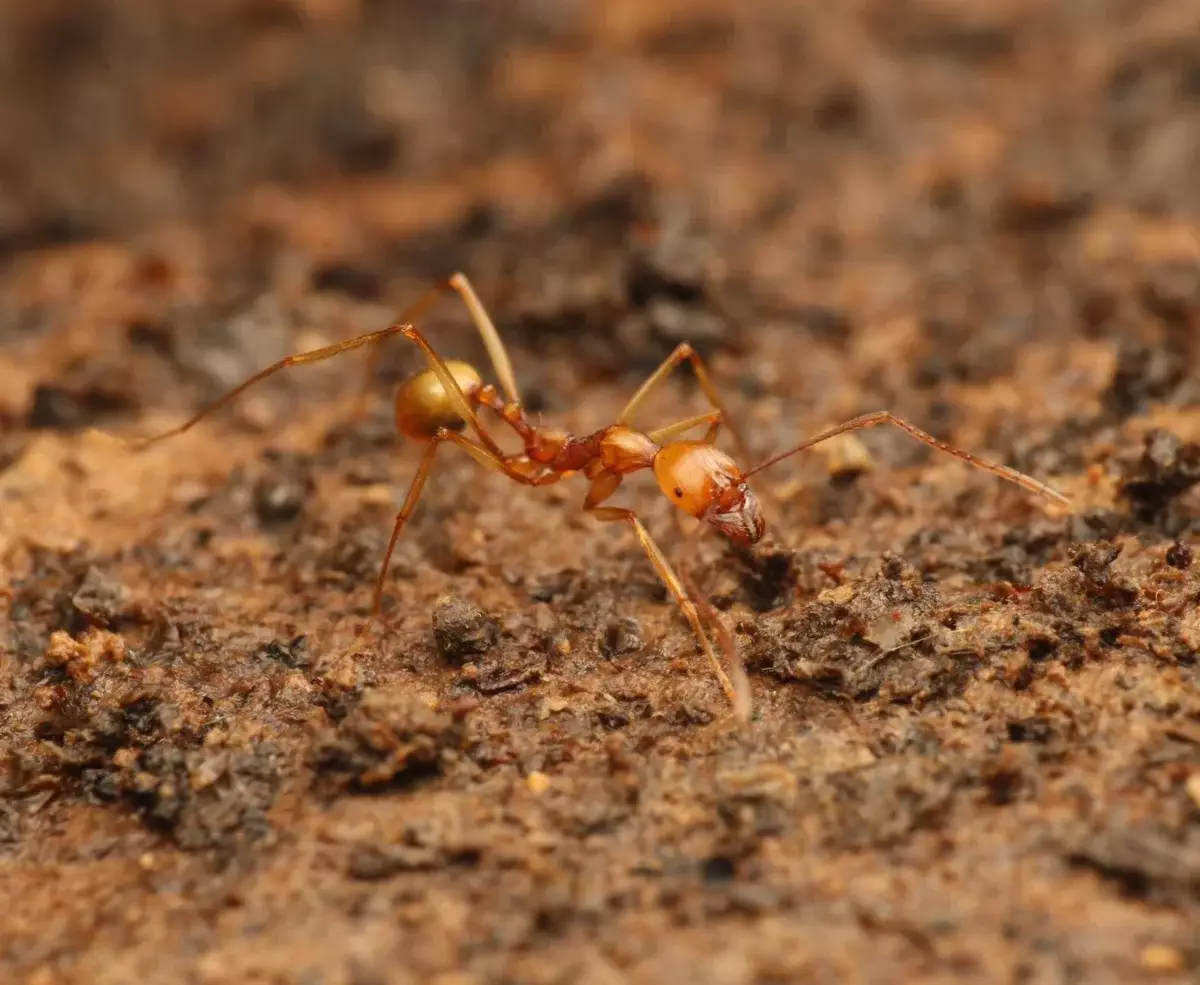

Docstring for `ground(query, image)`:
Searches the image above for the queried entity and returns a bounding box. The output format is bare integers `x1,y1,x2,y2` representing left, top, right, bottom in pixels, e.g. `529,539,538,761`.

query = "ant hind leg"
352,272,522,421
128,322,418,449
366,428,529,629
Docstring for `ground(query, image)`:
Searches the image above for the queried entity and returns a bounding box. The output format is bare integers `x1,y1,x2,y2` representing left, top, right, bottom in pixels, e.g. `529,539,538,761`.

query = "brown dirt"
2,2,1200,983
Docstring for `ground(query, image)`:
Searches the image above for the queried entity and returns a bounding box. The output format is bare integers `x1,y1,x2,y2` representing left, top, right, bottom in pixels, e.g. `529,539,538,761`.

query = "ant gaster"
130,273,1071,722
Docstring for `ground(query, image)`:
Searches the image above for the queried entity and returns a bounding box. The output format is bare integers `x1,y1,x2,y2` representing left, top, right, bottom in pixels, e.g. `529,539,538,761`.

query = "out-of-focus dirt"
2,1,1199,983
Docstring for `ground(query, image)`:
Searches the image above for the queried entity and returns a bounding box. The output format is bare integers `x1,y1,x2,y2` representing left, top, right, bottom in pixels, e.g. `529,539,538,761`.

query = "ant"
129,272,1071,721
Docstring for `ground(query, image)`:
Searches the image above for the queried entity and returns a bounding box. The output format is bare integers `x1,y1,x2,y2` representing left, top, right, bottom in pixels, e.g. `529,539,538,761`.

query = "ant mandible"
130,272,1071,722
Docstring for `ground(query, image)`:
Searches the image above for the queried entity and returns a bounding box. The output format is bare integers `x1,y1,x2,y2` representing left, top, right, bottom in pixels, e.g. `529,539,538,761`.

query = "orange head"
652,441,765,544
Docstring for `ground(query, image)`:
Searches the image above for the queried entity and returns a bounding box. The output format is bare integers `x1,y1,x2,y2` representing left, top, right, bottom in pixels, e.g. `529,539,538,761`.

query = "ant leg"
126,320,509,460
128,322,419,449
648,411,722,445
350,283,446,421
744,411,1072,508
584,474,750,721
678,520,749,721
647,415,755,701
447,272,521,404
368,428,528,625
352,272,521,419
617,343,752,466
587,505,749,721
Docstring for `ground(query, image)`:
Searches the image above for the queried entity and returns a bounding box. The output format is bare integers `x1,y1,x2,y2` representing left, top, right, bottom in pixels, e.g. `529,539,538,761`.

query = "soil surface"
2,2,1200,983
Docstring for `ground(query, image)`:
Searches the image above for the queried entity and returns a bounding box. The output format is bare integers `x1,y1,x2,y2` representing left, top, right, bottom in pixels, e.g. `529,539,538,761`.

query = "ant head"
653,441,765,545
707,482,765,545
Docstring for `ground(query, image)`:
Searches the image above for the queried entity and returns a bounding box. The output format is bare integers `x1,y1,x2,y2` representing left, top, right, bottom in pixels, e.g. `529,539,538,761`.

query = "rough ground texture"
2,1,1199,983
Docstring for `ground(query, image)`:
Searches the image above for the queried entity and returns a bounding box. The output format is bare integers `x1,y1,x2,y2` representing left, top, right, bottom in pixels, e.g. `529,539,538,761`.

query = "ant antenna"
744,411,1071,509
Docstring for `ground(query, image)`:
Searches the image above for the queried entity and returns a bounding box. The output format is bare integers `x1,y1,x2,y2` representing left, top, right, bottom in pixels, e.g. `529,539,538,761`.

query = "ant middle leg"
617,343,752,465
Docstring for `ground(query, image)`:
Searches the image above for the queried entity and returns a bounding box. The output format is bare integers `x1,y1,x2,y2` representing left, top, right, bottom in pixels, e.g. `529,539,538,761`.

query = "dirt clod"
1165,541,1194,570
312,689,469,790
601,616,644,657
43,628,126,681
432,595,498,662
1120,430,1200,524
121,743,282,854
70,566,134,629
252,453,315,527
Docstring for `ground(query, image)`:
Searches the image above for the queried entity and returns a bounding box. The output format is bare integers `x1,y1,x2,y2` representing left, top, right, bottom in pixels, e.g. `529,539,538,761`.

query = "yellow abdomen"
394,360,484,441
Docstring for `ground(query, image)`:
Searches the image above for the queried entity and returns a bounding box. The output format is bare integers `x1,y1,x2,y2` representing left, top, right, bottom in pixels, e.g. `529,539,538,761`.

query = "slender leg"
353,271,522,419
618,343,752,466
126,320,511,462
128,322,420,449
743,411,1072,508
680,549,750,724
648,410,722,445
449,272,521,405
368,428,525,624
650,414,749,713
584,473,751,721
350,283,446,420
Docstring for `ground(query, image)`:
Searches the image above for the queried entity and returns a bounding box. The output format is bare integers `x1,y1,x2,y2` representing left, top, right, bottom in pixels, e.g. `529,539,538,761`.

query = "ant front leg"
583,472,750,722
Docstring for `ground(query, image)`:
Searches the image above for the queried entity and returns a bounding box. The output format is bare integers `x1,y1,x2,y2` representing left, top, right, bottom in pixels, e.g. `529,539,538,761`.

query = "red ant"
130,273,1071,721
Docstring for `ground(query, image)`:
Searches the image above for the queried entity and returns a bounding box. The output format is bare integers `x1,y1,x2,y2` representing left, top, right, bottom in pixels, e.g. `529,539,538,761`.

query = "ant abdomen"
394,359,483,441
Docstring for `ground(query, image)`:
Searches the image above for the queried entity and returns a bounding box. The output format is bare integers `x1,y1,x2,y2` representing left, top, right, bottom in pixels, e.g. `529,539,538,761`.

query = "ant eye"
674,487,683,498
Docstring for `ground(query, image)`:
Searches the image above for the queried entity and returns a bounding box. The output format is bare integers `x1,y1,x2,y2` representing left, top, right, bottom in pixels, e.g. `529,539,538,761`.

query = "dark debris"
311,689,471,791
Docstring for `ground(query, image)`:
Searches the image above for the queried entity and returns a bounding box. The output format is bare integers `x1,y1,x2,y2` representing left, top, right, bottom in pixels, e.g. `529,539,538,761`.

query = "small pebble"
526,771,551,795
1165,541,1193,570
432,596,497,661
818,431,874,478
601,616,644,657
253,474,306,525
